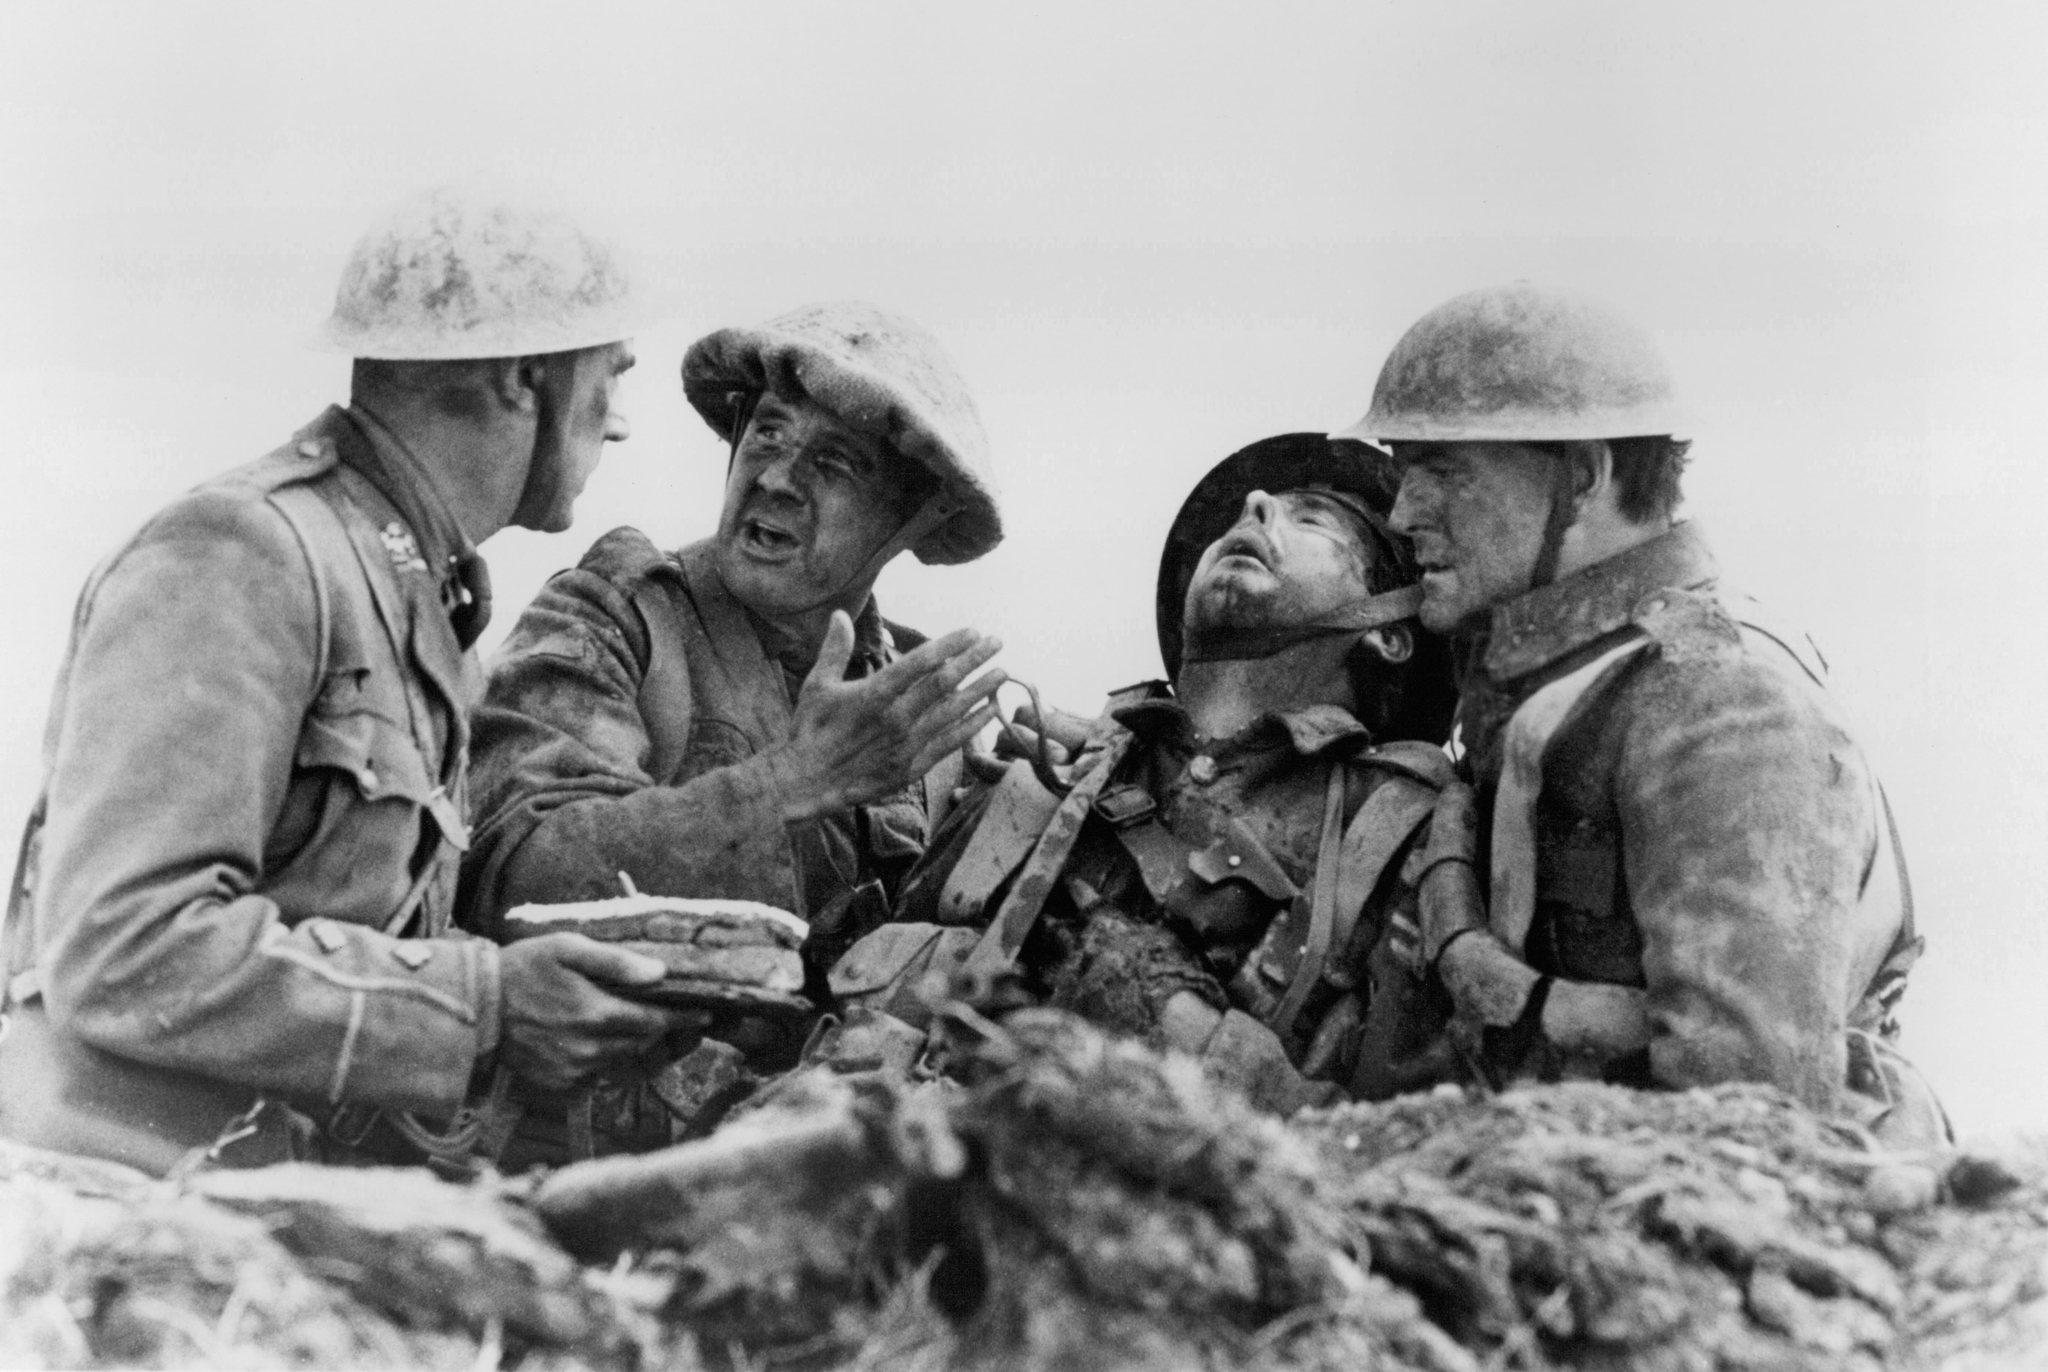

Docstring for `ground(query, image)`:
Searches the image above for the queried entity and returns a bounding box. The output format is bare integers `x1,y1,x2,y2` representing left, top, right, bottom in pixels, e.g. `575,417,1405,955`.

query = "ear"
1360,623,1414,665
499,356,545,415
1568,440,1614,512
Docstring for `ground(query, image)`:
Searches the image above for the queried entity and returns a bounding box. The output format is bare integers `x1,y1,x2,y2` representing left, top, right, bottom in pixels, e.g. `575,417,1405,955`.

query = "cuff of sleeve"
473,939,503,1061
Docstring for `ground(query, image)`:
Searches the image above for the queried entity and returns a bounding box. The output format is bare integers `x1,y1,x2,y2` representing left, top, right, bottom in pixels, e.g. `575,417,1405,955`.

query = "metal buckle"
1092,783,1157,829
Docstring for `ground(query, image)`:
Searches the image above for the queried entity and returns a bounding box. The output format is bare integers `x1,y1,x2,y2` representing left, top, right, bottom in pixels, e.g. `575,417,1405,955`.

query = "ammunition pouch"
801,1004,930,1077
828,922,982,1030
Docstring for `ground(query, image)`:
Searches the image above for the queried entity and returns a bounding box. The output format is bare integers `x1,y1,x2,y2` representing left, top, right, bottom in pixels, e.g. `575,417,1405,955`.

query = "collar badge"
380,522,429,573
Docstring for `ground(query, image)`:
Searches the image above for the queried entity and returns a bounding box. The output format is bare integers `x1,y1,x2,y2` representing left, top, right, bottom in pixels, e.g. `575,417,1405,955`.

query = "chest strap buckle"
1093,783,1158,829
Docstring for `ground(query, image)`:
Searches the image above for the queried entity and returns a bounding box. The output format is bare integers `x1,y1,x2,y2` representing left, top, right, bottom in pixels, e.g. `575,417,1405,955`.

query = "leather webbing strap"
1489,636,1652,951
631,575,694,786
935,760,1065,924
963,732,1133,976
1270,765,1348,1038
1328,768,1443,964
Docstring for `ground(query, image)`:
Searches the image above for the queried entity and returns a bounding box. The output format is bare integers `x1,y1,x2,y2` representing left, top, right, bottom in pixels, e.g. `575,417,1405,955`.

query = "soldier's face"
714,393,928,616
515,341,635,534
1185,489,1375,633
1390,441,1554,634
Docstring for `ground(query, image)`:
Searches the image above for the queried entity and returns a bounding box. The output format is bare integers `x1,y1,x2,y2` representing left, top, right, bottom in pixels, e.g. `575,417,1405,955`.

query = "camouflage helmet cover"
681,302,1002,566
314,186,654,360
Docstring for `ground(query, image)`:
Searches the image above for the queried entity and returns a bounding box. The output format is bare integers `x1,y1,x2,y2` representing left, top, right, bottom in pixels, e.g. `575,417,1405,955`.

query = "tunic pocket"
298,705,437,806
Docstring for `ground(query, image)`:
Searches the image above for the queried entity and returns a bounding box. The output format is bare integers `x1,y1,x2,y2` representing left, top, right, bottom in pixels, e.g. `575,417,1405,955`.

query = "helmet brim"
682,313,1002,566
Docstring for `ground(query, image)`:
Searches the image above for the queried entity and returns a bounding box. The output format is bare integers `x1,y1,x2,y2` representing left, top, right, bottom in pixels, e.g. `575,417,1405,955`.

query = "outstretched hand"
771,612,1005,822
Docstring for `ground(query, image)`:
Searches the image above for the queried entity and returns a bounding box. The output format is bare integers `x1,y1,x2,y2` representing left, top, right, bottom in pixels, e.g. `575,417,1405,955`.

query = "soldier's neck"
749,579,880,670
1177,637,1359,742
351,396,530,545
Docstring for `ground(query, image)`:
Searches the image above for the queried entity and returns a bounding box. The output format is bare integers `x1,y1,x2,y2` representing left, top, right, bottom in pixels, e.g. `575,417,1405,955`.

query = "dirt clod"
3,1010,2044,1370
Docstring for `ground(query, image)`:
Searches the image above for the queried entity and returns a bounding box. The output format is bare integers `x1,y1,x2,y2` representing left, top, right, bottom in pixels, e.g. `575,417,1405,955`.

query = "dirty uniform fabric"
895,690,1438,1096
459,531,932,1158
461,530,930,938
0,406,499,1177
1452,521,1942,1140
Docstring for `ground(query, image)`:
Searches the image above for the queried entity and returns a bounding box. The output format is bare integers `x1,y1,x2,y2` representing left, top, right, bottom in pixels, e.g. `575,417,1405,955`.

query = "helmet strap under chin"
1180,584,1423,666
1527,452,1582,590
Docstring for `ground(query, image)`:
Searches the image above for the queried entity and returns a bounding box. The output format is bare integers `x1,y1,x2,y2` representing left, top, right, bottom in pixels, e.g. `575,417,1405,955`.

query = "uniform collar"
336,403,477,581
1481,520,1717,681
752,594,893,681
1113,695,1371,760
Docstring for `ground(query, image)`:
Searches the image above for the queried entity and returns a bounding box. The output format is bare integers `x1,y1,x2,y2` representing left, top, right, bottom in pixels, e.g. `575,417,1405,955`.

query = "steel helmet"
314,186,652,360
1155,433,1455,744
682,301,1002,566
1333,283,1687,445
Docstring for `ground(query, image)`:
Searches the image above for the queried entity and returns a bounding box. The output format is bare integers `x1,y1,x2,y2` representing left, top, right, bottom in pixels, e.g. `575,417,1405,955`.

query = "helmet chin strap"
1182,584,1422,663
1527,451,1582,590
509,352,589,530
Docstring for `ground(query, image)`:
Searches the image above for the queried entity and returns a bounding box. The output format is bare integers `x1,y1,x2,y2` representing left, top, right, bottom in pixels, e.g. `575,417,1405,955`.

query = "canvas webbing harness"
954,703,1453,1040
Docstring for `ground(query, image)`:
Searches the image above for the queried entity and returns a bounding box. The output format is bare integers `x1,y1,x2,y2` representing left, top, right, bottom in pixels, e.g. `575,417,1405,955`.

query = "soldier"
1336,282,1947,1143
833,433,1459,1112
0,187,699,1175
461,303,1007,1156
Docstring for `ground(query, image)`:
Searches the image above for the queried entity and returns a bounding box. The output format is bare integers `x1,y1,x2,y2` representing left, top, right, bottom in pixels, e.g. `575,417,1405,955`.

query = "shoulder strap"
934,759,1066,923
1330,758,1446,952
1270,765,1348,1037
1490,635,1655,952
1265,752,1447,1036
631,574,694,786
963,729,1135,976
260,482,346,695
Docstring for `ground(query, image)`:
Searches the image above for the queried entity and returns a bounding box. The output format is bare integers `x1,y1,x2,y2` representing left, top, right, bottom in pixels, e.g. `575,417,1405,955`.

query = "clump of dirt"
0,1143,681,1371
1296,1082,2047,1370
2,1010,2043,1372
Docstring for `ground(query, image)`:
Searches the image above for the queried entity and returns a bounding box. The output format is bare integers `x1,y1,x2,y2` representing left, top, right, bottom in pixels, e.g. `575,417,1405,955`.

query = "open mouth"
1213,529,1274,571
739,515,803,559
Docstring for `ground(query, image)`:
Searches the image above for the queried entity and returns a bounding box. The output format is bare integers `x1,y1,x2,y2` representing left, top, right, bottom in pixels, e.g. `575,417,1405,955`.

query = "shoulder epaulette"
1352,739,1457,790
218,435,343,499
576,525,680,588
1630,586,1742,662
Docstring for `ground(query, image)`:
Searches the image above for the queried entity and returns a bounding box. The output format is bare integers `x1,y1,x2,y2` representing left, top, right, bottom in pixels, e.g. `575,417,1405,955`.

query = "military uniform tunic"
0,406,499,1173
461,530,932,962
1453,521,1941,1138
895,692,1444,1098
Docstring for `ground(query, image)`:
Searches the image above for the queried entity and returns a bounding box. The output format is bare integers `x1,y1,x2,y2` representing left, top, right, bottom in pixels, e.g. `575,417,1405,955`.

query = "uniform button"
1227,854,1242,869
1188,756,1218,785
392,943,433,970
360,765,378,791
1643,597,1666,613
298,441,323,459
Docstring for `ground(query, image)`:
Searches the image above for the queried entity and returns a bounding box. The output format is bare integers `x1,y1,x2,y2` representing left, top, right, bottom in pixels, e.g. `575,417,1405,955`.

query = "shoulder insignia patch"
379,522,430,573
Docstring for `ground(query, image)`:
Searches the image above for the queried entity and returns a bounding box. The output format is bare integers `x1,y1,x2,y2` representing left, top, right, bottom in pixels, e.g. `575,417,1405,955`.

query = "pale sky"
2,1,2043,1133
